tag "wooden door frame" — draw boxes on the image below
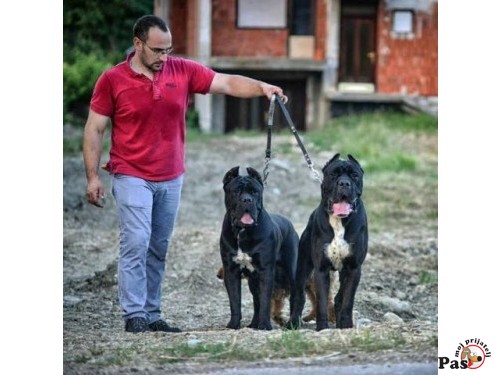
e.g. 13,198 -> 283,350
339,15 -> 377,83
338,0 -> 378,87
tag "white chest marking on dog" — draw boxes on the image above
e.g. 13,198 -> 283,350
233,229 -> 255,272
233,249 -> 255,272
326,215 -> 350,271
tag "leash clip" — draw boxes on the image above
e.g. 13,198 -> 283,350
308,163 -> 323,183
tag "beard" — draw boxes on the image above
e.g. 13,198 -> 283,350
140,54 -> 163,72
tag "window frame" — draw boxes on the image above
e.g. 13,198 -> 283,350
391,9 -> 415,38
236,0 -> 288,29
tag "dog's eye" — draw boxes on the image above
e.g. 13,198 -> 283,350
351,173 -> 358,179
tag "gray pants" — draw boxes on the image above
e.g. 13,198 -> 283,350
112,173 -> 183,323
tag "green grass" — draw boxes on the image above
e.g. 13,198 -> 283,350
350,330 -> 407,352
419,270 -> 438,285
288,111 -> 438,234
185,127 -> 221,142
272,112 -> 438,237
267,330 -> 316,356
296,111 -> 437,174
76,328 -> 436,367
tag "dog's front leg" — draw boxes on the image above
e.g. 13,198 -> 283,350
287,258 -> 312,329
224,267 -> 242,329
247,276 -> 260,328
334,265 -> 361,329
314,268 -> 331,331
257,268 -> 274,330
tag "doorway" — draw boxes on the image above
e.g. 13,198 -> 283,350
225,79 -> 306,133
338,1 -> 377,86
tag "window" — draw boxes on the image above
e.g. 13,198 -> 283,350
291,0 -> 314,35
237,0 -> 287,28
392,10 -> 413,34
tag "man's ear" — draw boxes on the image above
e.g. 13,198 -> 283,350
132,36 -> 143,51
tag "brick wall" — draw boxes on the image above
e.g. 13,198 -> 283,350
168,0 -> 188,55
210,0 -> 326,60
211,0 -> 288,57
376,1 -> 438,95
314,0 -> 327,60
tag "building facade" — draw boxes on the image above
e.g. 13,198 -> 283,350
155,0 -> 438,132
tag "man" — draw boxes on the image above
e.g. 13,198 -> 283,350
83,15 -> 287,333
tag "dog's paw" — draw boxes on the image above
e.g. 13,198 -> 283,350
247,320 -> 259,329
257,321 -> 273,330
226,320 -> 241,330
316,321 -> 329,331
284,320 -> 301,330
336,318 -> 353,329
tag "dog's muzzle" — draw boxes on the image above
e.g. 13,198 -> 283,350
235,193 -> 257,226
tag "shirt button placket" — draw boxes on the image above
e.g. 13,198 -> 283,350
152,73 -> 161,100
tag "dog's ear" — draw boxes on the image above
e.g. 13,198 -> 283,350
223,166 -> 240,187
322,153 -> 341,172
348,154 -> 364,174
461,347 -> 471,360
246,167 -> 263,187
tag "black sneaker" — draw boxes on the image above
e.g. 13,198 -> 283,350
148,319 -> 182,333
125,317 -> 148,333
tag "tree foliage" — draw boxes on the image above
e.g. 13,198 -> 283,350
64,0 -> 152,62
63,0 -> 151,120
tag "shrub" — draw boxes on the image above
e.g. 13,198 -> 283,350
63,52 -> 112,120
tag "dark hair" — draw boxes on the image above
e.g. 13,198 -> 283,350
133,15 -> 169,41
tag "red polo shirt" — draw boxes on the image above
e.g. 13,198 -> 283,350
90,52 -> 216,181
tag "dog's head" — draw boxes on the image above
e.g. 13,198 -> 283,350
461,347 -> 483,363
223,166 -> 264,228
321,153 -> 364,218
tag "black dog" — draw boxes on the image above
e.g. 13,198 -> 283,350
288,154 -> 368,330
220,166 -> 299,330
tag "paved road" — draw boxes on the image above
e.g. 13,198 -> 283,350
196,363 -> 437,375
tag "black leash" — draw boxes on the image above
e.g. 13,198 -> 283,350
263,95 -> 276,184
263,94 -> 322,185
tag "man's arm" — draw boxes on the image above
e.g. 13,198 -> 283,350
209,73 -> 288,102
83,109 -> 109,207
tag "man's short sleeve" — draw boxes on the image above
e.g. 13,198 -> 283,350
90,72 -> 114,117
185,60 -> 216,94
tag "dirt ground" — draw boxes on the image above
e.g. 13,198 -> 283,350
63,132 -> 438,374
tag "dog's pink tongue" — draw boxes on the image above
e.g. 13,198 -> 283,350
241,213 -> 254,225
332,202 -> 352,217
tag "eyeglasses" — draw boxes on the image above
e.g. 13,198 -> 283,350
142,41 -> 174,56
